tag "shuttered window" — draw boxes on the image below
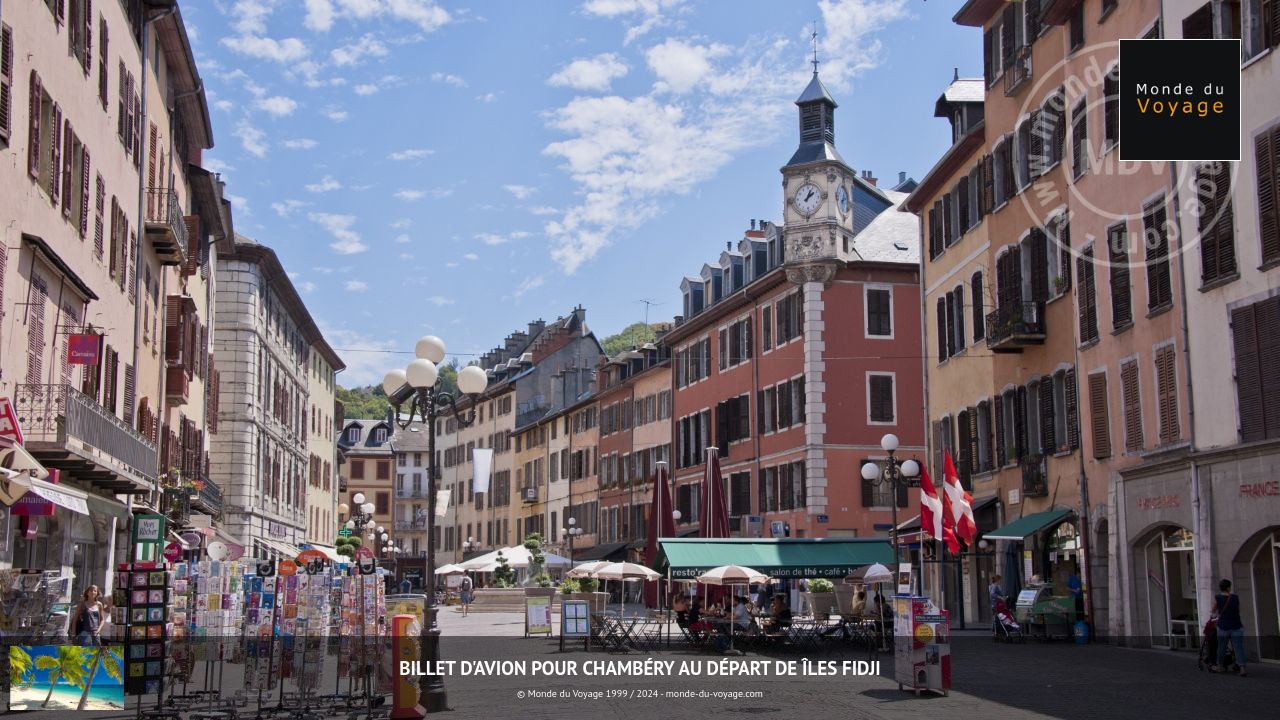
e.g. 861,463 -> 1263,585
1144,200 -> 1173,310
1039,375 -> 1056,455
0,245 -> 6,351
102,345 -> 118,415
1230,296 -> 1280,442
1088,372 -> 1112,459
1071,98 -> 1088,179
1197,162 -> 1237,284
867,288 -> 892,336
28,71 -> 41,179
78,147 -> 91,238
1065,368 -> 1080,451
1120,359 -> 1143,452
936,297 -> 947,362
123,363 -> 136,424
1256,125 -> 1280,265
1107,223 -> 1132,328
869,374 -> 895,423
1077,248 -> 1099,343
957,408 -> 973,486
49,105 -> 62,204
26,276 -> 48,385
98,17 -> 108,108
0,24 -> 13,145
971,271 -> 985,341
982,153 -> 995,212
1155,345 -> 1180,444
1103,66 -> 1119,149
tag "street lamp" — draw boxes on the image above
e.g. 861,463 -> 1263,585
860,433 -> 920,578
567,518 -> 583,563
383,336 -> 487,715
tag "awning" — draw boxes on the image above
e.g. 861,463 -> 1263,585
984,509 -> 1073,541
85,493 -> 131,521
656,538 -> 895,579
575,541 -> 629,562
258,537 -> 300,558
305,543 -> 343,562
24,479 -> 90,515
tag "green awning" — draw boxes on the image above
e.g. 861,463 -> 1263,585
656,538 -> 895,579
86,493 -> 131,521
983,509 -> 1072,541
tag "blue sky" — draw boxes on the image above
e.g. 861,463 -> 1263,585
191,1 -> 979,386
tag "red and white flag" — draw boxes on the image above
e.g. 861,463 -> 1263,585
920,465 -> 959,554
942,450 -> 977,547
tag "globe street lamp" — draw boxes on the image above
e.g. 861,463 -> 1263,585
860,433 -> 920,580
384,336 -> 488,715
567,518 -> 583,563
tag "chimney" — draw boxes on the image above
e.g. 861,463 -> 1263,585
528,319 -> 546,338
863,169 -> 877,187
750,219 -> 757,230
726,241 -> 732,251
953,67 -> 959,82
899,171 -> 907,185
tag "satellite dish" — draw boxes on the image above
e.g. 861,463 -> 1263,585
206,541 -> 229,561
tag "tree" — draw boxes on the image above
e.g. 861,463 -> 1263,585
492,551 -> 515,587
77,646 -> 122,711
336,385 -> 392,420
9,646 -> 34,688
35,646 -> 91,707
601,322 -> 662,356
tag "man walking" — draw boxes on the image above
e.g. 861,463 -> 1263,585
459,574 -> 474,617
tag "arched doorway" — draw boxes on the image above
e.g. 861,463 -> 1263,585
1234,527 -> 1280,661
1133,525 -> 1198,648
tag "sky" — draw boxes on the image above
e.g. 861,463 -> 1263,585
190,0 -> 980,387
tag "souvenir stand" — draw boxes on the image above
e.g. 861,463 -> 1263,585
171,559 -> 249,712
333,564 -> 389,710
112,561 -> 174,714
0,569 -> 71,640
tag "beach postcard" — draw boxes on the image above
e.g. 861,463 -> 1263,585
7,645 -> 125,711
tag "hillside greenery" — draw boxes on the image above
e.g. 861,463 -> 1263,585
337,360 -> 460,421
601,322 -> 668,356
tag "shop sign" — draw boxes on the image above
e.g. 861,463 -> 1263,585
1136,495 -> 1180,509
816,514 -> 829,523
133,514 -> 166,544
67,335 -> 101,365
0,398 -> 25,446
337,528 -> 352,537
1240,481 -> 1279,498
163,542 -> 184,562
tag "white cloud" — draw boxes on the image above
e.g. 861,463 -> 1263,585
310,213 -> 369,254
345,280 -> 369,292
445,261 -> 458,268
645,39 -> 729,94
222,35 -> 309,63
512,275 -> 544,298
528,205 -> 559,216
475,92 -> 497,103
548,53 -> 629,92
306,175 -> 343,193
583,0 -> 687,44
256,95 -> 299,116
331,34 -> 388,66
503,184 -> 536,200
214,99 -> 234,112
316,324 -> 400,386
323,106 -> 349,122
401,253 -> 417,260
283,138 -> 318,149
354,83 -> 379,95
309,0 -> 451,34
817,0 -> 912,84
303,0 -> 336,31
388,148 -> 434,161
426,296 -> 455,306
394,233 -> 411,243
431,72 -> 467,87
385,0 -> 451,32
463,253 -> 479,261
299,280 -> 318,293
390,218 -> 412,229
395,188 -> 451,201
203,157 -> 234,175
226,192 -> 251,215
234,120 -> 268,157
272,199 -> 308,217
475,231 -> 529,246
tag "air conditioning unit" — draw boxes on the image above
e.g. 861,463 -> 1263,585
744,515 -> 763,538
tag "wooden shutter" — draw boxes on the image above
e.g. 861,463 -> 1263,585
83,0 -> 93,74
945,292 -> 956,357
127,231 -> 136,295
1053,95 -> 1068,166
1026,0 -> 1042,38
60,120 -> 74,216
1077,250 -> 1098,342
1198,162 -> 1237,283
1001,6 -> 1016,68
27,71 -> 40,178
1065,368 -> 1080,450
1089,373 -> 1111,459
1232,303 -> 1265,441
1155,346 -> 1180,444
1267,0 -> 1280,49
1039,375 -> 1056,454
1108,225 -> 1132,327
957,409 -> 973,485
0,24 -> 12,143
183,215 -> 201,276
1030,228 -> 1049,303
1029,109 -> 1043,177
1014,386 -> 1027,460
93,176 -> 105,257
982,154 -> 995,213
993,394 -> 1006,466
983,28 -> 994,86
79,147 -> 90,237
1121,360 -> 1143,451
117,61 -> 126,140
936,297 -> 947,361
49,105 -> 62,203
98,19 -> 108,107
972,272 -> 985,341
103,345 -> 117,414
0,242 -> 5,350
1256,128 -> 1279,264
147,122 -> 157,190
123,362 -> 136,424
967,408 -> 979,477
1145,203 -> 1173,309
165,295 -> 184,365
25,277 -> 47,385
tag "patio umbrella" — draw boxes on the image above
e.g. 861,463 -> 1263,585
434,564 -> 468,575
567,560 -> 613,579
594,562 -> 661,617
644,462 -> 677,609
695,565 -> 770,654
699,448 -> 731,608
847,563 -> 893,584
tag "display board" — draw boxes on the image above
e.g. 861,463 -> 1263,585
892,595 -> 950,696
558,600 -> 590,652
0,569 -> 70,639
525,595 -> 552,637
115,563 -> 171,696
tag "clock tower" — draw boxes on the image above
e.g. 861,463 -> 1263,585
781,68 -> 858,283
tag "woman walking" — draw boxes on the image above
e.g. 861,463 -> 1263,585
1212,579 -> 1247,676
69,585 -> 107,646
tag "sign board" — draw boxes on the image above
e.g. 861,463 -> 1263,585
338,528 -> 353,537
896,562 -> 913,595
163,542 -> 184,562
0,398 -> 25,446
391,615 -> 422,716
816,514 -> 829,524
525,595 -> 552,637
67,334 -> 101,365
133,514 -> 165,544
559,600 -> 591,652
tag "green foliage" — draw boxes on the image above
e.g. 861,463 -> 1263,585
9,646 -> 34,688
36,646 -> 92,707
495,578 -> 516,589
522,533 -> 544,551
493,551 -> 515,586
77,646 -> 123,711
601,322 -> 666,356
335,545 -> 354,557
336,385 -> 392,421
578,578 -> 599,592
808,579 -> 836,593
559,578 -> 580,595
533,573 -> 553,588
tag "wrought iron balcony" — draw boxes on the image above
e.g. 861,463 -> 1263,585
1022,455 -> 1049,498
15,384 -> 158,492
1004,45 -> 1033,96
194,473 -> 223,517
986,300 -> 1046,352
395,519 -> 428,532
144,187 -> 189,266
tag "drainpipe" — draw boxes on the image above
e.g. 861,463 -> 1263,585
915,216 -> 937,611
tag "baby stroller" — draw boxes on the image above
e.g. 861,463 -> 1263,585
1198,617 -> 1238,672
992,599 -> 1024,642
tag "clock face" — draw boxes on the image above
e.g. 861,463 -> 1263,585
836,184 -> 850,215
793,183 -> 823,215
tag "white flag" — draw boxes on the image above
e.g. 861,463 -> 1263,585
472,448 -> 494,493
435,489 -> 451,517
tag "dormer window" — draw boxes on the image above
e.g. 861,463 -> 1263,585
345,427 -> 360,444
372,427 -> 388,444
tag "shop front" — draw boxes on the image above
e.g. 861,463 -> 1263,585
897,495 -> 1001,628
984,508 -> 1083,625
1117,466 -> 1197,650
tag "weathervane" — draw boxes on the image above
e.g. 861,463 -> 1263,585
811,22 -> 819,75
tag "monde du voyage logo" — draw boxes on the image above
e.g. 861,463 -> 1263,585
1119,38 -> 1241,162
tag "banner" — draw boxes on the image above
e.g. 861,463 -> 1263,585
67,334 -> 101,365
435,488 -> 451,517
472,448 -> 493,493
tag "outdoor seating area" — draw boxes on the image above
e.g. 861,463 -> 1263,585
584,608 -> 892,656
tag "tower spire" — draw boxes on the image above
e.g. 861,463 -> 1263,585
811,22 -> 820,75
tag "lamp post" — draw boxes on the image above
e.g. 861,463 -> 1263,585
567,518 -> 583,563
383,336 -> 488,715
860,433 -> 920,577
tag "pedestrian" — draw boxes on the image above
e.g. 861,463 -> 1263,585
69,585 -> 106,646
989,574 -> 1005,614
1212,578 -> 1247,676
1066,571 -> 1083,615
459,573 -> 474,617
399,578 -> 411,595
